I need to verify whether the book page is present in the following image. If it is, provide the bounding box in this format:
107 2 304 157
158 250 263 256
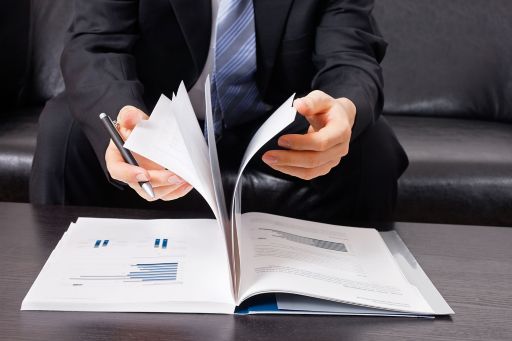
236 213 434 315
203 76 234 293
21 218 235 313
124 86 219 221
230 95 297 294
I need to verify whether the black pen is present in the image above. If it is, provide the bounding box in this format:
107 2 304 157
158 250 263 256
99 113 155 199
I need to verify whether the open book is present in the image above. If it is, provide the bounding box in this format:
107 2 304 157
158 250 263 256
21 78 453 316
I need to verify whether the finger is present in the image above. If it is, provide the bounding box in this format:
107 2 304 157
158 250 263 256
293 90 334 117
268 160 339 181
149 182 191 199
278 121 350 151
262 144 347 169
147 169 187 188
117 106 149 139
160 183 194 201
105 141 151 184
128 182 190 202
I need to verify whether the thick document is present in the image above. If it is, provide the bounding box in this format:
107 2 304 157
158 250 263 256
22 78 454 316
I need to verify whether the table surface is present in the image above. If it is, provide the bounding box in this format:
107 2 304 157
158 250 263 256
1 202 511 341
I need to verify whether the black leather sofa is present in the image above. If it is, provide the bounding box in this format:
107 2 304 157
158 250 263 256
1 0 511 226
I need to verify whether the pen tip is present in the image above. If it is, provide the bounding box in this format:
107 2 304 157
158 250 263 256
141 182 155 199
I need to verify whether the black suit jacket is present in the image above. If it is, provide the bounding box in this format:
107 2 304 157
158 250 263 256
61 0 387 175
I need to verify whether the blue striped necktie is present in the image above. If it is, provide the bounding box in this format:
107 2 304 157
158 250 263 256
211 0 268 135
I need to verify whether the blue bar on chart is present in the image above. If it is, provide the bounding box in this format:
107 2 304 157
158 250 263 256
94 240 101 248
154 238 160 248
102 240 109 247
162 239 168 249
128 262 178 281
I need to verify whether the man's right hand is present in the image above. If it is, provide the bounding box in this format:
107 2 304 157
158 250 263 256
105 105 193 201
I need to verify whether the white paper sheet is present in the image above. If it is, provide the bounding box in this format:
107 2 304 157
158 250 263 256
204 76 234 295
230 95 296 218
237 213 434 315
124 90 219 221
229 95 296 291
21 218 235 313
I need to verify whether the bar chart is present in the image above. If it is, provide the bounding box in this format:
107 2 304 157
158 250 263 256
259 228 347 252
128 262 177 282
70 262 179 283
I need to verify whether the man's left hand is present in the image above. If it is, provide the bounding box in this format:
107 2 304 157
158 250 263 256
262 90 356 180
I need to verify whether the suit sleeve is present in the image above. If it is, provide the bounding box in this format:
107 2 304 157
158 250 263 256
61 0 147 181
312 0 387 141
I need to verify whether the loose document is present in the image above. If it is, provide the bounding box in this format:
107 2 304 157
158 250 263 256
22 78 453 316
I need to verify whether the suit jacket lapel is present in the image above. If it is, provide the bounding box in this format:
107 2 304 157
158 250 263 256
254 0 294 97
169 0 211 86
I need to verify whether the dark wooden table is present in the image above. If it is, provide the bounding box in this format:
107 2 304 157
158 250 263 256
1 202 511 341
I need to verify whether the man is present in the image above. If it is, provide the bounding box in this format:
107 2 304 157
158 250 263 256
30 0 408 223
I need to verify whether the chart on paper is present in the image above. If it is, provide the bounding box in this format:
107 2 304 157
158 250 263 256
68 261 180 286
258 228 348 252
58 234 187 287
22 218 236 313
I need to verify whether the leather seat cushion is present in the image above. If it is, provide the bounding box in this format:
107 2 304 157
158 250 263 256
387 115 512 226
0 107 41 202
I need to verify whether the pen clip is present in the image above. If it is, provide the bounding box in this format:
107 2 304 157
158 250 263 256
108 116 121 132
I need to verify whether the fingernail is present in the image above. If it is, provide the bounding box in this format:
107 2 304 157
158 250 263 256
296 98 307 108
279 138 291 148
136 173 149 182
263 155 278 164
168 175 184 185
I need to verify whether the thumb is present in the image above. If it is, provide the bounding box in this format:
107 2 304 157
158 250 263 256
117 105 148 131
293 90 333 117
294 91 334 132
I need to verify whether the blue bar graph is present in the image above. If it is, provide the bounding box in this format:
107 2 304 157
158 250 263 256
102 240 109 247
162 239 168 249
71 262 179 283
128 262 178 281
94 240 101 248
154 238 160 248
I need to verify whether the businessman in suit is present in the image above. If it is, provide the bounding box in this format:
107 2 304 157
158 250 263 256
30 0 408 223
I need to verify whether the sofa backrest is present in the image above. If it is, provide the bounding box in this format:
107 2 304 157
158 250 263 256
0 0 31 110
26 0 512 123
374 0 512 122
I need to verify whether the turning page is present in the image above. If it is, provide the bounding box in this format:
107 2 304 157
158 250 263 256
229 94 297 293
230 94 296 221
124 84 220 222
203 76 233 285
